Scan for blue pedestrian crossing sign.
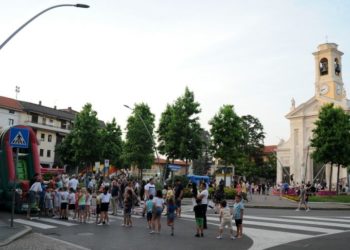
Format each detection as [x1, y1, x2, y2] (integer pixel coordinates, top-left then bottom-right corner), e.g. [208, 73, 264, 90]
[168, 164, 181, 172]
[9, 127, 29, 148]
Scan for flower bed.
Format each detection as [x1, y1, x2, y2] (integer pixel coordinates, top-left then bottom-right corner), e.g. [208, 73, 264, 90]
[316, 190, 337, 196]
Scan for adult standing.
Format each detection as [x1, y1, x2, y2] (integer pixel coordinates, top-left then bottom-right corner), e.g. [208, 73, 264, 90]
[144, 178, 156, 200]
[68, 175, 79, 192]
[27, 174, 42, 219]
[99, 186, 111, 225]
[110, 177, 119, 215]
[174, 179, 184, 218]
[197, 182, 208, 229]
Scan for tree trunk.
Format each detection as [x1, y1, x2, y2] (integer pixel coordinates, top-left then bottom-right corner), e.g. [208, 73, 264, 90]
[336, 165, 340, 194]
[224, 165, 227, 187]
[329, 163, 333, 192]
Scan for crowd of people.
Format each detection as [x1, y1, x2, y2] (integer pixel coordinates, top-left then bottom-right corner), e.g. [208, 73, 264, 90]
[25, 172, 246, 240]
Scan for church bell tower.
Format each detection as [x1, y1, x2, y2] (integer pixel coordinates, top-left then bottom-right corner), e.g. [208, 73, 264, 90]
[313, 43, 345, 100]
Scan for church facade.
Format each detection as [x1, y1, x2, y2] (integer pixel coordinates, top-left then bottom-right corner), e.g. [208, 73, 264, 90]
[276, 43, 349, 188]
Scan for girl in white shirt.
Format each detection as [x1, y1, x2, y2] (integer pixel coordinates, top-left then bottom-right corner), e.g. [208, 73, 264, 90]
[150, 190, 165, 234]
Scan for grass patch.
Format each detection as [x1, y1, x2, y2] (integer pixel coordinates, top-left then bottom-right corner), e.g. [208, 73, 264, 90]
[308, 195, 350, 203]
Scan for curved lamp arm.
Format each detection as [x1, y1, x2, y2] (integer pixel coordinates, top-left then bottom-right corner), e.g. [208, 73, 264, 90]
[0, 4, 89, 51]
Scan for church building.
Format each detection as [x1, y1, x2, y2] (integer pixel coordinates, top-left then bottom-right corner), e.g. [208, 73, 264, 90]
[277, 43, 349, 188]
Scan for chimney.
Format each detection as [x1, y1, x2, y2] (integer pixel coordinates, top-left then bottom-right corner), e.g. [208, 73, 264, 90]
[68, 107, 72, 112]
[39, 100, 42, 106]
[54, 105, 57, 110]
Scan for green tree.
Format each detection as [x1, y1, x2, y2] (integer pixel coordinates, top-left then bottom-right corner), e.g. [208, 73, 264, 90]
[241, 115, 265, 165]
[235, 115, 266, 181]
[157, 87, 203, 174]
[100, 118, 123, 167]
[124, 103, 155, 180]
[72, 103, 102, 171]
[209, 105, 245, 185]
[311, 103, 350, 193]
[192, 130, 212, 175]
[56, 103, 102, 172]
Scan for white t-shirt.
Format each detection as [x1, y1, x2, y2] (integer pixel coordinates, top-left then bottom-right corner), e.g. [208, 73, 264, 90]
[199, 189, 208, 205]
[30, 182, 42, 192]
[68, 178, 79, 190]
[68, 193, 76, 204]
[145, 183, 156, 197]
[153, 197, 165, 208]
[101, 193, 111, 203]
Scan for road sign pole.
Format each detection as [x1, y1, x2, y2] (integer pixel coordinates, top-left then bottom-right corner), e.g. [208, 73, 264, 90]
[10, 147, 19, 228]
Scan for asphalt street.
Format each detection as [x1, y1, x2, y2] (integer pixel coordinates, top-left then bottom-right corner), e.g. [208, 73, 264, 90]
[1, 205, 350, 250]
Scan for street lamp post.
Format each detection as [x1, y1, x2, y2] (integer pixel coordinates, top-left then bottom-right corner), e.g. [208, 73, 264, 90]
[0, 3, 89, 51]
[124, 105, 162, 183]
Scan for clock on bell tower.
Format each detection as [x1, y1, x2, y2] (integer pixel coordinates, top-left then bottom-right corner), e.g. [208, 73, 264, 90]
[313, 43, 345, 100]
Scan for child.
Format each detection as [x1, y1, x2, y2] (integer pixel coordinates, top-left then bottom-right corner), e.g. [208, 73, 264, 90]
[68, 188, 76, 219]
[167, 197, 176, 236]
[123, 189, 133, 227]
[144, 194, 154, 230]
[216, 200, 234, 239]
[44, 188, 53, 217]
[78, 188, 87, 223]
[60, 187, 69, 220]
[86, 188, 92, 221]
[233, 194, 244, 239]
[53, 188, 61, 218]
[95, 190, 102, 224]
[193, 198, 205, 237]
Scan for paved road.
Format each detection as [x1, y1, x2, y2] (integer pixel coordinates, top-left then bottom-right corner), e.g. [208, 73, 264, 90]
[2, 205, 350, 250]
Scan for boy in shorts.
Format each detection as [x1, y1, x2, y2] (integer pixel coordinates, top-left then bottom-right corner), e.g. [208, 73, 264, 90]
[193, 198, 205, 237]
[144, 194, 154, 230]
[233, 194, 244, 239]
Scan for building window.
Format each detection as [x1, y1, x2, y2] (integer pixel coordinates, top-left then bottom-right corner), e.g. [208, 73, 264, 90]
[8, 119, 14, 126]
[48, 135, 52, 142]
[47, 150, 51, 158]
[41, 133, 45, 141]
[31, 114, 38, 123]
[40, 149, 44, 157]
[320, 58, 328, 76]
[9, 110, 15, 114]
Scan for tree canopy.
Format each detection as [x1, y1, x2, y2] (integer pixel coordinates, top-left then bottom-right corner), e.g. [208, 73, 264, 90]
[311, 103, 350, 193]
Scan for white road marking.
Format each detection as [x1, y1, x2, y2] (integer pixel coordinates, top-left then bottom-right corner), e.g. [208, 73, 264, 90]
[33, 218, 77, 226]
[244, 215, 350, 229]
[13, 219, 56, 229]
[283, 216, 350, 223]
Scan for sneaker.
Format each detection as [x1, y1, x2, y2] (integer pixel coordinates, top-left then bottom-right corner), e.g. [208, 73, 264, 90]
[149, 231, 155, 234]
[171, 232, 174, 236]
[295, 208, 300, 211]
[200, 233, 204, 237]
[231, 236, 236, 240]
[306, 208, 310, 212]
[216, 236, 222, 239]
[97, 223, 103, 226]
[194, 234, 200, 237]
[121, 224, 126, 227]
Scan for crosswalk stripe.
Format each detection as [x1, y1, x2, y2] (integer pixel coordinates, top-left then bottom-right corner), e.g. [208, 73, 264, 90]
[283, 216, 350, 223]
[180, 214, 342, 234]
[202, 220, 311, 250]
[244, 215, 350, 229]
[33, 218, 77, 226]
[13, 219, 56, 229]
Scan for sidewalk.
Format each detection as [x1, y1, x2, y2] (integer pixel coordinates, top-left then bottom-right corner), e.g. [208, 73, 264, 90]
[183, 194, 350, 210]
[0, 218, 31, 247]
[244, 194, 350, 210]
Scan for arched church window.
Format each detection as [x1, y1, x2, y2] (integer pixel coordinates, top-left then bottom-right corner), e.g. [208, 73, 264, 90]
[334, 58, 341, 76]
[320, 58, 328, 75]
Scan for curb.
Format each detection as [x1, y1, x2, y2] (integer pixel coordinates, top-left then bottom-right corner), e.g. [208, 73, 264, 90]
[244, 205, 350, 210]
[0, 225, 32, 247]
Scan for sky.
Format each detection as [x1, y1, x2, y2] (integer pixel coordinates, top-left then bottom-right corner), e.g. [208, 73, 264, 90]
[1, 0, 350, 145]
